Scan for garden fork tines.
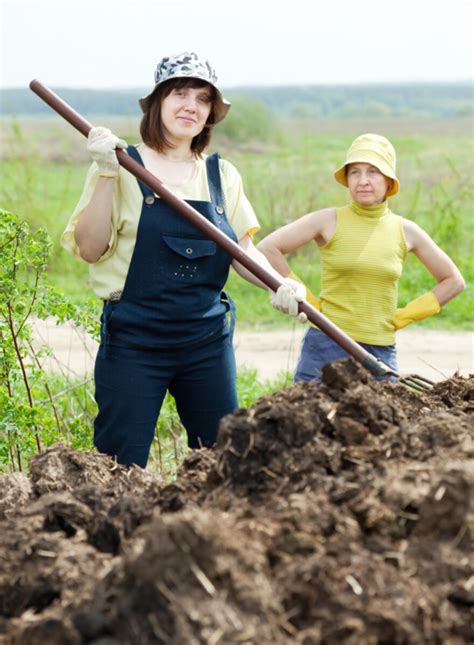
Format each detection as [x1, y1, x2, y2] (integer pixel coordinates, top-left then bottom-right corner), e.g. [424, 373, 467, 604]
[399, 373, 435, 393]
[362, 353, 434, 393]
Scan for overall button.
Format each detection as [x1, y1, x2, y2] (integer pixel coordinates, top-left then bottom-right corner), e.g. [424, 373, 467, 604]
[186, 248, 193, 254]
[215, 206, 224, 215]
[145, 195, 155, 205]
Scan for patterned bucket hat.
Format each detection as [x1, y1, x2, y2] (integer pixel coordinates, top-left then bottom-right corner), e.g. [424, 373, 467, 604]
[139, 52, 231, 124]
[334, 133, 400, 196]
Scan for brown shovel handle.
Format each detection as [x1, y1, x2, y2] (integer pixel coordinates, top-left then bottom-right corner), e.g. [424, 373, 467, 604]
[29, 79, 395, 377]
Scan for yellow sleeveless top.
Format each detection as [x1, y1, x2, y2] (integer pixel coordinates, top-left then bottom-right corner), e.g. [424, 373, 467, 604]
[319, 201, 407, 345]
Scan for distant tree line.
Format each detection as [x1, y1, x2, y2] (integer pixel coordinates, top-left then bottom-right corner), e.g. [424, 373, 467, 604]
[1, 82, 472, 119]
[230, 83, 473, 118]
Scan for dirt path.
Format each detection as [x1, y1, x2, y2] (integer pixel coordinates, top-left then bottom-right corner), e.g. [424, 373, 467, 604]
[32, 318, 473, 382]
[235, 327, 473, 381]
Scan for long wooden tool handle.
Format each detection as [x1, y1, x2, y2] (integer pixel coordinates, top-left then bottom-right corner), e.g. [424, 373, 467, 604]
[29, 79, 394, 377]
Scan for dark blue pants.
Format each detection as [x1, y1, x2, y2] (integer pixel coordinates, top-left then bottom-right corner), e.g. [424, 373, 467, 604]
[93, 331, 238, 468]
[294, 327, 398, 383]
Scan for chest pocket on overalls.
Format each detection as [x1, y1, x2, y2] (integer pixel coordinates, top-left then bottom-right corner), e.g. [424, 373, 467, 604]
[162, 234, 217, 281]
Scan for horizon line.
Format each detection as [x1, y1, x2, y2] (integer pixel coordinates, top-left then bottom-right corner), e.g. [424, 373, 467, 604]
[1, 79, 473, 92]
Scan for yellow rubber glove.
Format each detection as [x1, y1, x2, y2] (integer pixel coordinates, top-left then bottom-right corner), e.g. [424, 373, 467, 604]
[394, 291, 440, 330]
[288, 271, 321, 310]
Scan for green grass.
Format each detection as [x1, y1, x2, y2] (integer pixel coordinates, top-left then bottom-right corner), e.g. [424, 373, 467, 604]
[1, 116, 471, 474]
[1, 117, 472, 330]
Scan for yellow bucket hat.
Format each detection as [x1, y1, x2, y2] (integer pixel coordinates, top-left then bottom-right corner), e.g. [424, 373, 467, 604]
[334, 133, 400, 197]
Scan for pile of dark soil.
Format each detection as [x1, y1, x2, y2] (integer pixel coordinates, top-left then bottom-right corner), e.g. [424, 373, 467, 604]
[1, 358, 473, 644]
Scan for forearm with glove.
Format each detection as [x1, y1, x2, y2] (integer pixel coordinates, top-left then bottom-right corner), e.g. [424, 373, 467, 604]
[269, 270, 322, 323]
[74, 127, 128, 262]
[269, 277, 307, 323]
[394, 291, 441, 330]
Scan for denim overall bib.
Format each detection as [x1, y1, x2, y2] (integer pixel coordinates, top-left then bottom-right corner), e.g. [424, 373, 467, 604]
[94, 147, 239, 467]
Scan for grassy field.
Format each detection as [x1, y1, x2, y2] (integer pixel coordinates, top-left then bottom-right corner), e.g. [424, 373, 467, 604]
[1, 115, 472, 472]
[1, 115, 472, 330]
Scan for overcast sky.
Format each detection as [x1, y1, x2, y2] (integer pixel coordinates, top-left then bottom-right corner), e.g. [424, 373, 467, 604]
[1, 0, 472, 90]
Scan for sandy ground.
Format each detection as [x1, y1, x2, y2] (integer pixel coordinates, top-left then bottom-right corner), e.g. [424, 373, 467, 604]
[31, 318, 473, 383]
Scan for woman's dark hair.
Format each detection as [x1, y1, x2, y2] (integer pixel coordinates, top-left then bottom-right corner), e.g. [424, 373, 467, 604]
[139, 78, 217, 156]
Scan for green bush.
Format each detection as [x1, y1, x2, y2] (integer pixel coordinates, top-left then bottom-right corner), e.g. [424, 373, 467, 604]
[218, 97, 279, 143]
[0, 209, 99, 470]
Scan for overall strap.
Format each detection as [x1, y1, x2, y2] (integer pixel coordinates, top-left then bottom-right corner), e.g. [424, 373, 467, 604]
[126, 145, 154, 198]
[205, 152, 226, 214]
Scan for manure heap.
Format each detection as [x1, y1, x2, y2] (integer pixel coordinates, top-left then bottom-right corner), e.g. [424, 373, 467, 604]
[1, 358, 473, 644]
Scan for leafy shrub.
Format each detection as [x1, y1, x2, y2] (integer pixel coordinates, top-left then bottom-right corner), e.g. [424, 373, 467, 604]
[0, 209, 98, 470]
[218, 97, 279, 143]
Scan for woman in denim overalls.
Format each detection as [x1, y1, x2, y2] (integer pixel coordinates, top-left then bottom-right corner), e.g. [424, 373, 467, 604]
[63, 52, 305, 468]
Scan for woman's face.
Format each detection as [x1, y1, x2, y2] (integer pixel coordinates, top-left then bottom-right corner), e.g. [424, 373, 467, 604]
[160, 84, 213, 145]
[346, 163, 392, 205]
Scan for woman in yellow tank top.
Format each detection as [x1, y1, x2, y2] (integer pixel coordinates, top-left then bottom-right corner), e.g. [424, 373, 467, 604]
[259, 133, 465, 382]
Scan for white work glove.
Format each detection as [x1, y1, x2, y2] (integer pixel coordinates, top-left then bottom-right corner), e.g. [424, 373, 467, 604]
[87, 126, 128, 177]
[269, 278, 307, 323]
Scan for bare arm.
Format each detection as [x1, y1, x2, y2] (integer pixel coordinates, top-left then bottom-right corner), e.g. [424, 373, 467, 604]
[232, 234, 288, 288]
[257, 208, 336, 276]
[403, 219, 465, 305]
[74, 176, 116, 263]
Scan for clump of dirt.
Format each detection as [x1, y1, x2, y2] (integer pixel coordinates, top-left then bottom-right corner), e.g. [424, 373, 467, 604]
[28, 442, 163, 499]
[1, 358, 473, 644]
[0, 444, 164, 637]
[68, 508, 283, 644]
[431, 374, 474, 411]
[0, 473, 32, 521]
